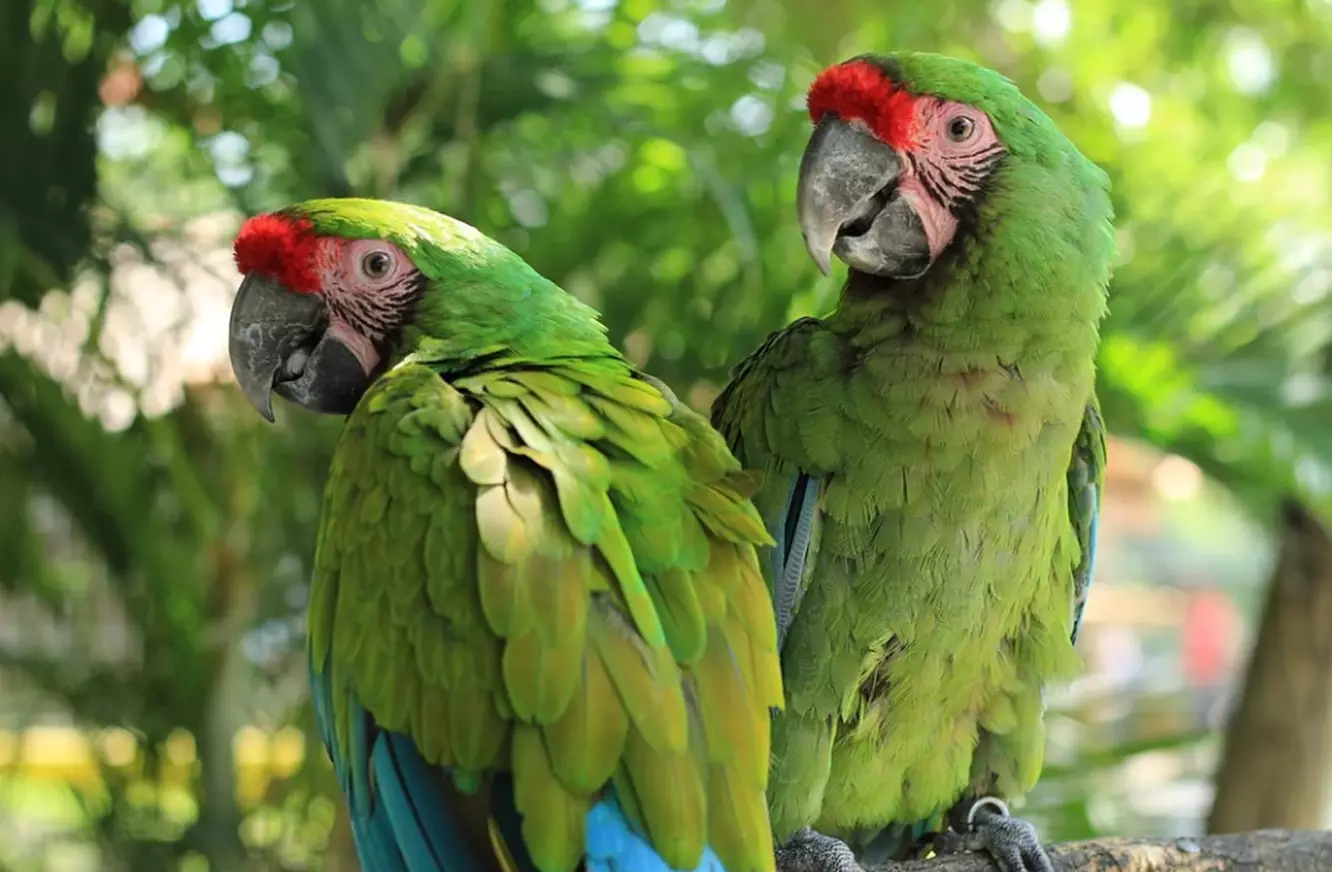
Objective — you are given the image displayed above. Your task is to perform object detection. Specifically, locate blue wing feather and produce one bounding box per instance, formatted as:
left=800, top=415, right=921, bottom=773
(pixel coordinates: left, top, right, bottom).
left=374, top=731, right=479, bottom=872
left=769, top=472, right=821, bottom=652
left=310, top=659, right=412, bottom=872
left=1068, top=400, right=1105, bottom=647
left=1070, top=483, right=1098, bottom=645
left=310, top=654, right=478, bottom=872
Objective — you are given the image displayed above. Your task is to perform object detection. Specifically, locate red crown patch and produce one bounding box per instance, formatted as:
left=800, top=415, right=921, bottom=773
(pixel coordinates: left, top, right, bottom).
left=806, top=59, right=917, bottom=149
left=233, top=213, right=321, bottom=294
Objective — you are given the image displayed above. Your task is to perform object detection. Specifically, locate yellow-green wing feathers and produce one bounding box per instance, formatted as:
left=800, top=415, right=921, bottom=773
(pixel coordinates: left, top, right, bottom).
left=310, top=358, right=783, bottom=872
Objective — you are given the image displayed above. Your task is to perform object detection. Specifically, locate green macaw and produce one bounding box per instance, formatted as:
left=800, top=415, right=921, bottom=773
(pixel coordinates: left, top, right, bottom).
left=711, top=53, right=1112, bottom=872
left=226, top=198, right=785, bottom=872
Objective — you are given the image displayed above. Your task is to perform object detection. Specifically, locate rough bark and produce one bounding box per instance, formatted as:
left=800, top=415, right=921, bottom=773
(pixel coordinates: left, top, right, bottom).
left=871, top=830, right=1332, bottom=872
left=1207, top=499, right=1332, bottom=833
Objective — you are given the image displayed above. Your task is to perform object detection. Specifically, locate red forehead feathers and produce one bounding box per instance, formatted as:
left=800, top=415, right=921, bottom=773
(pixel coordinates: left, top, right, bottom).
left=806, top=59, right=918, bottom=149
left=233, top=213, right=322, bottom=294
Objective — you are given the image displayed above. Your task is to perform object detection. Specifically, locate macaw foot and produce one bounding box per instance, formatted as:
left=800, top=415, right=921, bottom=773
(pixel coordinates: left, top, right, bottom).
left=775, top=828, right=864, bottom=872
left=950, top=797, right=1055, bottom=872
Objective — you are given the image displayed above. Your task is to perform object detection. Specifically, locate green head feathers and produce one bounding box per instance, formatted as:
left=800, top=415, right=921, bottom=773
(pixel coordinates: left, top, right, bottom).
left=858, top=52, right=1096, bottom=167
left=280, top=197, right=522, bottom=278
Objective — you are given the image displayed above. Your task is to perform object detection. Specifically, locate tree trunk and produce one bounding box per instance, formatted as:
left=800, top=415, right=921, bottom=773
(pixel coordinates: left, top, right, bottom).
left=194, top=623, right=251, bottom=871
left=1207, top=498, right=1332, bottom=833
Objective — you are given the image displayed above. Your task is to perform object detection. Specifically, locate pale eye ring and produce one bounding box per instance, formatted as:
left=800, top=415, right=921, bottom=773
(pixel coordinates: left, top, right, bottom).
left=946, top=115, right=976, bottom=142
left=361, top=250, right=393, bottom=279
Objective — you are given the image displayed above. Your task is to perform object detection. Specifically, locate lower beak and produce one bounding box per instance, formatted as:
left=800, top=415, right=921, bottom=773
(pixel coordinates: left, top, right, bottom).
left=228, top=274, right=368, bottom=421
left=797, top=117, right=929, bottom=279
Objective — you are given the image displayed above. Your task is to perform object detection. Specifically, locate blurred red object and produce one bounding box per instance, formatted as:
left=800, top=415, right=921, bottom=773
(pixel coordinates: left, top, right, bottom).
left=1182, top=586, right=1240, bottom=687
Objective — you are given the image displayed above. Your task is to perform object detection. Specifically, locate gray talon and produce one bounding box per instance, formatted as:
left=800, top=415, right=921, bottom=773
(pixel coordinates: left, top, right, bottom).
left=963, top=797, right=1055, bottom=872
left=776, top=828, right=865, bottom=872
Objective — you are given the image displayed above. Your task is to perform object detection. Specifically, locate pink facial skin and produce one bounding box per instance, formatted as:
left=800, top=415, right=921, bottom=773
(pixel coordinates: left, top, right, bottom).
left=309, top=237, right=420, bottom=376
left=894, top=98, right=1004, bottom=259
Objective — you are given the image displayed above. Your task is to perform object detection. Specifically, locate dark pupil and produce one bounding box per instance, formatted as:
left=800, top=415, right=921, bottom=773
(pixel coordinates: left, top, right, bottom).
left=950, top=118, right=971, bottom=139
left=366, top=253, right=389, bottom=276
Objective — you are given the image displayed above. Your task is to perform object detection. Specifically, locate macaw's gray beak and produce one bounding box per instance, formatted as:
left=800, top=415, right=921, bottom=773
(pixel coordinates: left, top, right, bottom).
left=228, top=273, right=367, bottom=421
left=796, top=116, right=932, bottom=279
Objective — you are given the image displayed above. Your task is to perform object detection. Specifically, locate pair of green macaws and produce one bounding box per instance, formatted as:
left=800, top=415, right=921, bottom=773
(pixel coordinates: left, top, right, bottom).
left=226, top=50, right=1112, bottom=872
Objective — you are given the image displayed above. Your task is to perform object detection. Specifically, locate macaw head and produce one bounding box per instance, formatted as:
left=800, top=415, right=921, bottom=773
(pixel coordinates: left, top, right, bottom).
left=796, top=51, right=1111, bottom=280
left=226, top=197, right=600, bottom=421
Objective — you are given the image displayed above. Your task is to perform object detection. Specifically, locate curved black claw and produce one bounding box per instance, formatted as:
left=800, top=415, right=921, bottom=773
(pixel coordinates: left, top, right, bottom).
left=960, top=798, right=1055, bottom=872
left=776, top=828, right=865, bottom=872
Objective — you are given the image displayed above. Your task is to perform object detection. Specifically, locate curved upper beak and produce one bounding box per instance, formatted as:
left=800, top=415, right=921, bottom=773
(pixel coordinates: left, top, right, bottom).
left=228, top=274, right=327, bottom=422
left=229, top=273, right=371, bottom=421
left=797, top=117, right=928, bottom=279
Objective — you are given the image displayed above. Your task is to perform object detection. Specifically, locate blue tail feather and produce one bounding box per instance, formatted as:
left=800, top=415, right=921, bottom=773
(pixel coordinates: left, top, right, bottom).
left=585, top=793, right=726, bottom=872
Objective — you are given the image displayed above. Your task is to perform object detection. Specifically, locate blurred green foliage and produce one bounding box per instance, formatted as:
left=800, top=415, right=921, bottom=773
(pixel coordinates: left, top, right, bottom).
left=1, top=0, right=1331, bottom=869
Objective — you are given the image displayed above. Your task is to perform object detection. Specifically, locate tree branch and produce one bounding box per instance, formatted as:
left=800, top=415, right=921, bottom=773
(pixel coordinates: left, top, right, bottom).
left=871, top=830, right=1332, bottom=872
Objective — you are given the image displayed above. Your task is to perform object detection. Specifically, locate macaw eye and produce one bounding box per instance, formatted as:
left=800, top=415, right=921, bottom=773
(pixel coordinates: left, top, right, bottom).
left=946, top=115, right=976, bottom=142
left=361, top=250, right=393, bottom=279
